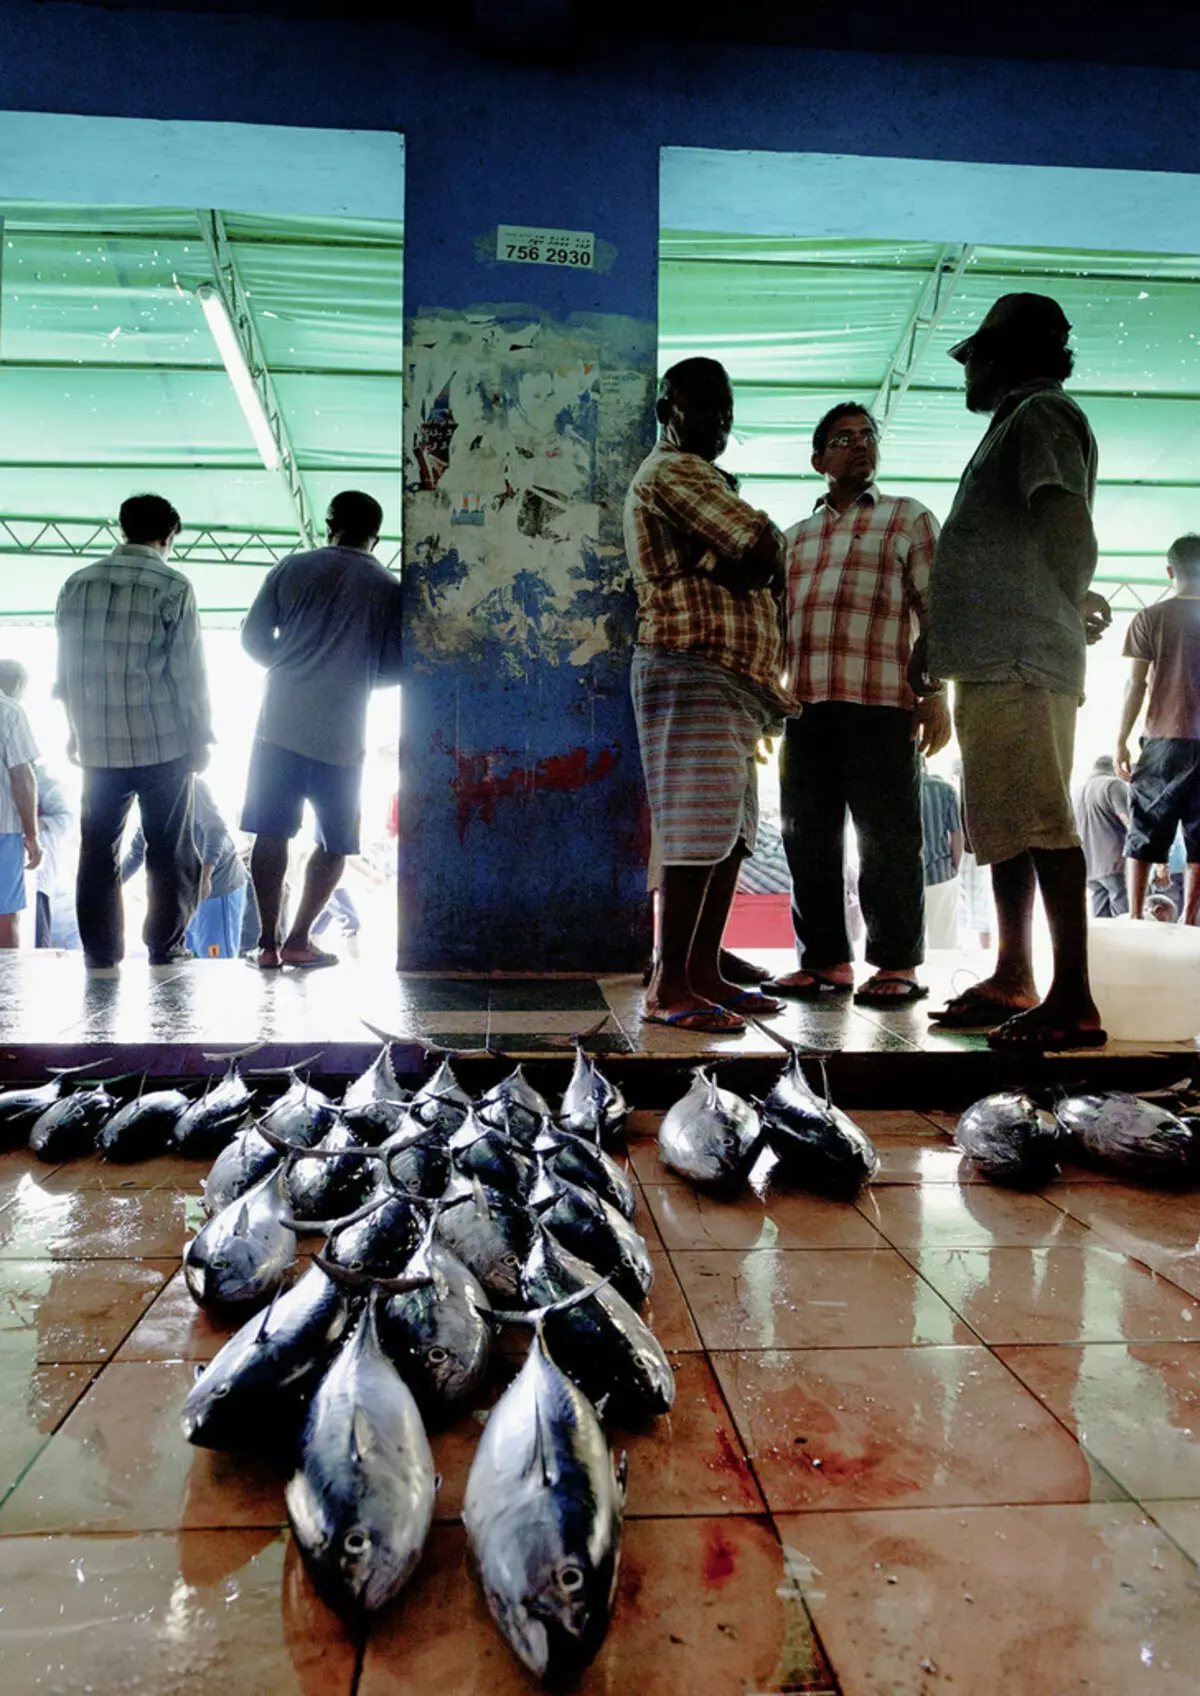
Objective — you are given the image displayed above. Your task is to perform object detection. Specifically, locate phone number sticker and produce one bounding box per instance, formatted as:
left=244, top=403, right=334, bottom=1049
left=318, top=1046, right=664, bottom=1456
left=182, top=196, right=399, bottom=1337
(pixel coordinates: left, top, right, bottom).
left=497, top=225, right=595, bottom=268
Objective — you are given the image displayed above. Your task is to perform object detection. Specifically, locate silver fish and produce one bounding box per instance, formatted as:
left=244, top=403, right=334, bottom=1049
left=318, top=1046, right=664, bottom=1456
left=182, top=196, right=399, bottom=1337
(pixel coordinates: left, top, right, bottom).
left=955, top=1092, right=1062, bottom=1187
left=759, top=1055, right=879, bottom=1199
left=260, top=1074, right=337, bottom=1145
left=450, top=1107, right=537, bottom=1198
left=183, top=1165, right=296, bottom=1311
left=1057, top=1091, right=1200, bottom=1184
left=531, top=1166, right=653, bottom=1308
left=284, top=1118, right=375, bottom=1221
left=97, top=1086, right=190, bottom=1162
left=435, top=1174, right=535, bottom=1304
left=28, top=1082, right=116, bottom=1163
left=404, top=1058, right=472, bottom=1139
left=181, top=1261, right=357, bottom=1451
left=368, top=1215, right=492, bottom=1420
left=463, top=1307, right=625, bottom=1683
left=173, top=1060, right=255, bottom=1158
left=204, top=1124, right=282, bottom=1216
left=478, top=1065, right=551, bottom=1145
left=286, top=1292, right=437, bottom=1615
left=559, top=1046, right=627, bottom=1145
left=343, top=1042, right=409, bottom=1110
left=322, top=1187, right=426, bottom=1279
left=521, top=1229, right=674, bottom=1423
left=534, top=1124, right=636, bottom=1219
left=658, top=1068, right=761, bottom=1194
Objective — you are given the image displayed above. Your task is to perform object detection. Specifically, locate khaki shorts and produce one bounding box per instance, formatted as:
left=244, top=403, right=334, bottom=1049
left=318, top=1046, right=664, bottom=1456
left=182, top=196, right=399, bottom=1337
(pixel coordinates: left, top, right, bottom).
left=954, top=682, right=1080, bottom=867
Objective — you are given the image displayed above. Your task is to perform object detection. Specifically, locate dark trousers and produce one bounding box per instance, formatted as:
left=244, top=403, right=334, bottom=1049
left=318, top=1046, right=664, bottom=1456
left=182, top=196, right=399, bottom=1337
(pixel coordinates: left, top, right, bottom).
left=779, top=702, right=925, bottom=971
left=78, top=757, right=200, bottom=965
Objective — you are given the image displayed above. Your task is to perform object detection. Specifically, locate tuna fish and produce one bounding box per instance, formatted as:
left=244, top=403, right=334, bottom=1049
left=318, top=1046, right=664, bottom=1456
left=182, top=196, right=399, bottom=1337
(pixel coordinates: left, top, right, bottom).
left=534, top=1124, right=636, bottom=1220
left=97, top=1085, right=190, bottom=1162
left=320, top=1187, right=426, bottom=1279
left=28, top=1081, right=117, bottom=1163
left=478, top=1066, right=551, bottom=1146
left=181, top=1261, right=358, bottom=1451
left=954, top=1092, right=1063, bottom=1188
left=203, top=1124, right=282, bottom=1216
left=463, top=1304, right=625, bottom=1683
left=1056, top=1090, right=1200, bottom=1185
left=0, top=1062, right=97, bottom=1145
left=758, top=1055, right=879, bottom=1200
left=343, top=1041, right=409, bottom=1110
left=259, top=1072, right=337, bottom=1146
left=286, top=1291, right=437, bottom=1615
left=282, top=1118, right=376, bottom=1222
left=450, top=1109, right=537, bottom=1199
left=404, top=1058, right=472, bottom=1139
left=173, top=1060, right=255, bottom=1158
left=377, top=1128, right=450, bottom=1199
left=559, top=1045, right=627, bottom=1146
left=520, top=1229, right=674, bottom=1423
left=435, top=1175, right=535, bottom=1304
left=531, top=1166, right=653, bottom=1308
left=342, top=1212, right=492, bottom=1421
left=658, top=1068, right=762, bottom=1195
left=183, top=1165, right=296, bottom=1312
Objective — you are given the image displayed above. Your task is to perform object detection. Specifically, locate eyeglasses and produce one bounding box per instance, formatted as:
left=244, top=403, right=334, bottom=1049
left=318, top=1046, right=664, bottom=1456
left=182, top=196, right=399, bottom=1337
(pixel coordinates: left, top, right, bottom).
left=826, top=429, right=879, bottom=449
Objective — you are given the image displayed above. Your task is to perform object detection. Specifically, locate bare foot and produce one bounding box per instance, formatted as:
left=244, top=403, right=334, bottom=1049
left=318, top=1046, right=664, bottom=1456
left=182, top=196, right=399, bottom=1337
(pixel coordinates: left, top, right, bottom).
left=857, top=969, right=919, bottom=998
left=987, top=995, right=1106, bottom=1051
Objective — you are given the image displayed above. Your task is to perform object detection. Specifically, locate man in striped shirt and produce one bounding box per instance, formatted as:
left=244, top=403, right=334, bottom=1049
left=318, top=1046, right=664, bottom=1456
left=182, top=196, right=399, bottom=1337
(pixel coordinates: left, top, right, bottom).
left=54, top=493, right=213, bottom=969
left=767, top=404, right=950, bottom=1005
left=625, top=357, right=789, bottom=1033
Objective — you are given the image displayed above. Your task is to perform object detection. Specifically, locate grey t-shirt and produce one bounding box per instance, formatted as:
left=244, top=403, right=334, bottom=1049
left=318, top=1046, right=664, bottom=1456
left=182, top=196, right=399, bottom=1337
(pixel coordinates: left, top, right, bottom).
left=928, top=380, right=1098, bottom=699
left=242, top=545, right=403, bottom=768
left=1073, top=770, right=1129, bottom=879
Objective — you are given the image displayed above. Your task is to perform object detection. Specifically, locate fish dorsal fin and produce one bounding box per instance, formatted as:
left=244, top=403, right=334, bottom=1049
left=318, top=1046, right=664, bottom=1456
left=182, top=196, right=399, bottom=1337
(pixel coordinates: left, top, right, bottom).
left=530, top=1327, right=562, bottom=1489
left=232, top=1201, right=252, bottom=1237
left=255, top=1285, right=283, bottom=1343
left=471, top=1175, right=490, bottom=1221
left=818, top=1058, right=832, bottom=1112
left=703, top=1069, right=720, bottom=1112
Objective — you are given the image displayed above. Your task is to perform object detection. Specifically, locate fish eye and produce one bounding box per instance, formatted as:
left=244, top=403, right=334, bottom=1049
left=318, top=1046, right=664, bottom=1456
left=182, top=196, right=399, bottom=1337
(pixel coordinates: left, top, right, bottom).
left=557, top=1563, right=585, bottom=1593
left=428, top=1345, right=449, bottom=1364
left=349, top=1259, right=365, bottom=1273
left=212, top=1383, right=230, bottom=1398
left=343, top=1527, right=371, bottom=1556
left=502, top=1253, right=519, bottom=1267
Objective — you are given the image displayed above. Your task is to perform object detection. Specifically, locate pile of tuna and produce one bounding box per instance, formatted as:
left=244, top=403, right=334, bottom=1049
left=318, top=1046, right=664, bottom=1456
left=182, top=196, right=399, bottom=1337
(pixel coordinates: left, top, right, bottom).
left=657, top=1050, right=880, bottom=1201
left=177, top=1044, right=667, bottom=1685
left=954, top=1085, right=1200, bottom=1189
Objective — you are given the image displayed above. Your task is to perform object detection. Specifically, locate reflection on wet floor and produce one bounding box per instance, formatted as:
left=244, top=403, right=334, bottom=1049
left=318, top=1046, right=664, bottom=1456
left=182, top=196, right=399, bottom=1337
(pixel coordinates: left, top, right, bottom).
left=2, top=1111, right=1200, bottom=1694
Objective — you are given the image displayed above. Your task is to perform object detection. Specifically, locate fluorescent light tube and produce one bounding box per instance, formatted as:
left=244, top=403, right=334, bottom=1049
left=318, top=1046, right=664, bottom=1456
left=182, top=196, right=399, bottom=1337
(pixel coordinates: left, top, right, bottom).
left=195, top=282, right=280, bottom=473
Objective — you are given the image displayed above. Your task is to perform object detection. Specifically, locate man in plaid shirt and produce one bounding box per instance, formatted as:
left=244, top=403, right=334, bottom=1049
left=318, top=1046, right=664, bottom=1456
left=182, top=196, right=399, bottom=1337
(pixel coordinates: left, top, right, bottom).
left=55, top=493, right=213, bottom=969
left=767, top=403, right=951, bottom=1005
left=625, top=356, right=789, bottom=1034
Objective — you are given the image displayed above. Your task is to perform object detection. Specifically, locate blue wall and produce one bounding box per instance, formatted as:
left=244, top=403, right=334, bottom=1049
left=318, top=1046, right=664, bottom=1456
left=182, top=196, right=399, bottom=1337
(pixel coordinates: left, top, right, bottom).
left=2, top=6, right=1199, bottom=968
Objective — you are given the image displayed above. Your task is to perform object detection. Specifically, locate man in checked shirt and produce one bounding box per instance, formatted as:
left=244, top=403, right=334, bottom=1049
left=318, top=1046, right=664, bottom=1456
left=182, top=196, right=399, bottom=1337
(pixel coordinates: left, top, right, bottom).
left=626, top=357, right=790, bottom=1034
left=55, top=493, right=213, bottom=970
left=766, top=404, right=951, bottom=1006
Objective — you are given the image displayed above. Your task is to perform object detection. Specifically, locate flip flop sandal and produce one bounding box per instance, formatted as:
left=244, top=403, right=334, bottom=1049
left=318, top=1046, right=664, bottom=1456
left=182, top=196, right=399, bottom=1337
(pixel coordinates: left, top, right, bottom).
left=244, top=949, right=284, bottom=971
left=853, top=977, right=930, bottom=1007
left=720, top=990, right=786, bottom=1015
left=281, top=948, right=340, bottom=970
left=928, top=991, right=1022, bottom=1030
left=720, top=952, right=773, bottom=986
left=764, top=972, right=853, bottom=1002
left=643, top=1006, right=746, bottom=1034
left=987, top=1020, right=1109, bottom=1053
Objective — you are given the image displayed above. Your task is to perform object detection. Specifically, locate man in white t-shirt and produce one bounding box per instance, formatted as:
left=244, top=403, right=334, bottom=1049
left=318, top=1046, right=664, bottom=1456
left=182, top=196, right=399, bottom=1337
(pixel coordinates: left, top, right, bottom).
left=0, top=662, right=43, bottom=946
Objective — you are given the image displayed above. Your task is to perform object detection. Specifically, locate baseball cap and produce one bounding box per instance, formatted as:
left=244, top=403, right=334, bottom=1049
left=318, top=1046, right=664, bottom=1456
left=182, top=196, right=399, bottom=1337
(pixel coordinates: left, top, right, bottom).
left=948, top=292, right=1072, bottom=364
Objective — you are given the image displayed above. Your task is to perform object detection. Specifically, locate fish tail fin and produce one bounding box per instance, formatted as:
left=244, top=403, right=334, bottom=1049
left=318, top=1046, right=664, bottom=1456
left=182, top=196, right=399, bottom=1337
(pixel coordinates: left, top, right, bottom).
left=491, top=1275, right=613, bottom=1328
left=314, top=1252, right=432, bottom=1295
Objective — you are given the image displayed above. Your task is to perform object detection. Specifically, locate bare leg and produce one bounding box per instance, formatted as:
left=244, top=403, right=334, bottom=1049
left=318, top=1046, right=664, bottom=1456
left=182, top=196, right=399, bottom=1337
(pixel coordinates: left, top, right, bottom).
left=282, top=847, right=346, bottom=960
left=0, top=913, right=18, bottom=948
left=991, top=845, right=1102, bottom=1043
left=1185, top=862, right=1200, bottom=927
left=646, top=863, right=713, bottom=1013
left=1127, top=858, right=1153, bottom=921
left=249, top=835, right=289, bottom=965
left=686, top=850, right=748, bottom=1000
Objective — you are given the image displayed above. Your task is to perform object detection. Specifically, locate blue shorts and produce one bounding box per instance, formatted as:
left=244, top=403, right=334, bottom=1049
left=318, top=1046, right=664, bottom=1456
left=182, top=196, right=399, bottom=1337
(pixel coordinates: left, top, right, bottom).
left=186, top=886, right=248, bottom=958
left=0, top=834, right=26, bottom=915
left=241, top=739, right=362, bottom=856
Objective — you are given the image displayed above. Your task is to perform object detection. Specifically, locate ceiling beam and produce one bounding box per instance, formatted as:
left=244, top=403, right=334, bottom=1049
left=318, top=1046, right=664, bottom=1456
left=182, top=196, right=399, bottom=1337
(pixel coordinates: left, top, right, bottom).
left=194, top=208, right=317, bottom=549
left=871, top=244, right=974, bottom=433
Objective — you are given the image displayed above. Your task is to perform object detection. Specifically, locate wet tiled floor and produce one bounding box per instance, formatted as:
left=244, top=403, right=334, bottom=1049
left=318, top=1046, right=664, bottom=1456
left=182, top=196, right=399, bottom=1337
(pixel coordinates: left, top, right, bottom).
left=1, top=1107, right=1200, bottom=1693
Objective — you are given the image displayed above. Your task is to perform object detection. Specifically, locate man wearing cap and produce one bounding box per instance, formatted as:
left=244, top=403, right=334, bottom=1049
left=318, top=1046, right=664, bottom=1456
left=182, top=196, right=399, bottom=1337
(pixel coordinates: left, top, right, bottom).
left=922, top=293, right=1111, bottom=1049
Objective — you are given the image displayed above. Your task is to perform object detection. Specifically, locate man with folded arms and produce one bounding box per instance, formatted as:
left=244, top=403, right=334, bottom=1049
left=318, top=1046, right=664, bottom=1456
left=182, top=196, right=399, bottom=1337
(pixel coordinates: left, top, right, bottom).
left=624, top=357, right=789, bottom=1034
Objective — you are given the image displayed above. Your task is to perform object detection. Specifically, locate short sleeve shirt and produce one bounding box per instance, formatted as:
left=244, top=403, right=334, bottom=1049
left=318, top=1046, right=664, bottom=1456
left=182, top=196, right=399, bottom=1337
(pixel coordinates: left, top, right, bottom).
left=1123, top=598, right=1200, bottom=741
left=920, top=773, right=962, bottom=885
left=0, top=696, right=38, bottom=835
left=928, top=381, right=1098, bottom=699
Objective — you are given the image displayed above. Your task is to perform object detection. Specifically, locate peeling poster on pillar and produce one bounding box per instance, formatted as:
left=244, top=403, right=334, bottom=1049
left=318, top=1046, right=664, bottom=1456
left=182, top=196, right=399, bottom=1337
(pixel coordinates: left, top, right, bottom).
left=404, top=307, right=654, bottom=683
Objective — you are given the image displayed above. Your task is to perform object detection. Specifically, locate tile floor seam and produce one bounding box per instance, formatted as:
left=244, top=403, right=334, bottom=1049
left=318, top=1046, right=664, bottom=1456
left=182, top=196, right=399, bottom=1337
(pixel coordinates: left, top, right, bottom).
left=1133, top=1501, right=1200, bottom=1575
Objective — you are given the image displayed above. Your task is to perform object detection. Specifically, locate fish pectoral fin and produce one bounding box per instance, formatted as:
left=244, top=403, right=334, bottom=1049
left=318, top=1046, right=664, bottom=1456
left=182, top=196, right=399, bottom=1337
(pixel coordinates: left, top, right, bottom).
left=350, top=1407, right=378, bottom=1464
left=232, top=1202, right=252, bottom=1238
left=616, top=1449, right=628, bottom=1499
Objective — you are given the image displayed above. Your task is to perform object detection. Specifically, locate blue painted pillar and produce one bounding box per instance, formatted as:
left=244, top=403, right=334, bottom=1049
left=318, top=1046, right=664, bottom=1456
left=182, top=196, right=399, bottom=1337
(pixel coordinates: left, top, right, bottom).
left=399, top=94, right=658, bottom=971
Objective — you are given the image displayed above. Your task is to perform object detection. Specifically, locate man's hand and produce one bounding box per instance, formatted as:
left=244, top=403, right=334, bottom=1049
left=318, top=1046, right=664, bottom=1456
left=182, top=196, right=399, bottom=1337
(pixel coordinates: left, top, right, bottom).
left=23, top=831, right=42, bottom=871
left=198, top=865, right=214, bottom=904
left=913, top=693, right=952, bottom=757
left=1116, top=740, right=1133, bottom=781
left=1153, top=864, right=1171, bottom=889
left=1081, top=590, right=1112, bottom=646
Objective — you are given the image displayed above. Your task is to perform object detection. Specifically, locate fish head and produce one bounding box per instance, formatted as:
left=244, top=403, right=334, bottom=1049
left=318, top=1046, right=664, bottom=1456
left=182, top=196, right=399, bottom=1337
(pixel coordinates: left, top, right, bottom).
left=488, top=1531, right=616, bottom=1681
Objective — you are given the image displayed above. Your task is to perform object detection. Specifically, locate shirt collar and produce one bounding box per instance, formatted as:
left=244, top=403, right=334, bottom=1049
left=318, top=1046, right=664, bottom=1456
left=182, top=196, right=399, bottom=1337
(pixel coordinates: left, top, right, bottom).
left=813, top=481, right=880, bottom=514
left=114, top=543, right=171, bottom=562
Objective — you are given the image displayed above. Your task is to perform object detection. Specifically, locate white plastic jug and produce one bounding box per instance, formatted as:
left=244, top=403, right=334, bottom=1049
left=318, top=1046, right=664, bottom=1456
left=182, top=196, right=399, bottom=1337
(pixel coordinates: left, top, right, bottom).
left=1087, top=918, right=1200, bottom=1043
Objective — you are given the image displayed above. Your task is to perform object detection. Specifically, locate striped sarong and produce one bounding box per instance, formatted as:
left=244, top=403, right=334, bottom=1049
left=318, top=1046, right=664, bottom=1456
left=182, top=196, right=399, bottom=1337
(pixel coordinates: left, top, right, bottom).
left=632, top=646, right=782, bottom=867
